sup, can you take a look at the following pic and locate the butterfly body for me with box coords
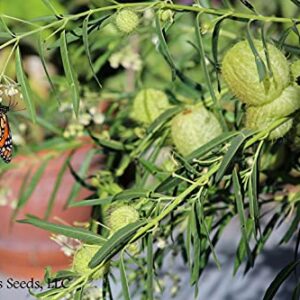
[0,105,12,163]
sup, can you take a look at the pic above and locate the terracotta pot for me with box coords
[0,140,102,279]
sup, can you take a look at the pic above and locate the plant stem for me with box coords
[0,2,298,51]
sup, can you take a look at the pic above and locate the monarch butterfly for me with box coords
[0,104,12,163]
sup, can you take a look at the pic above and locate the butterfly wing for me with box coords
[0,112,12,163]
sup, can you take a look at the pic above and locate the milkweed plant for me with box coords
[1,0,300,299]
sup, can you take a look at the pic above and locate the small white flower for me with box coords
[89,107,96,115]
[79,113,92,126]
[93,113,105,125]
[18,123,27,132]
[12,133,25,146]
[82,286,103,300]
[10,200,17,209]
[0,196,8,206]
[157,238,167,249]
[51,234,81,257]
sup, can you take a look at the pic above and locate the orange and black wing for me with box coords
[0,112,12,163]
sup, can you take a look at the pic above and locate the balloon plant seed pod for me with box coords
[72,244,109,279]
[171,105,223,156]
[131,88,172,124]
[245,86,300,139]
[291,60,300,85]
[222,40,290,106]
[107,204,139,232]
[115,9,139,34]
[222,40,300,140]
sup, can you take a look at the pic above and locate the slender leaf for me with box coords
[44,157,69,219]
[146,234,154,300]
[120,254,131,300]
[232,168,252,266]
[263,260,300,300]
[18,217,105,245]
[212,15,229,92]
[15,47,36,122]
[246,21,267,82]
[60,30,80,116]
[13,157,50,219]
[291,0,300,7]
[239,0,257,13]
[82,15,102,88]
[65,148,96,207]
[215,130,251,182]
[37,36,58,103]
[89,220,146,268]
[157,132,237,192]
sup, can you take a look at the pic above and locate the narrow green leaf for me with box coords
[280,204,300,244]
[60,30,80,116]
[261,25,273,77]
[291,0,300,7]
[74,287,84,300]
[239,0,258,13]
[37,36,58,103]
[232,168,252,266]
[44,157,69,220]
[83,15,102,88]
[119,254,131,300]
[88,131,132,151]
[0,16,15,37]
[41,0,60,15]
[65,148,96,207]
[156,132,237,192]
[215,130,251,182]
[155,14,203,92]
[13,157,50,219]
[247,155,259,233]
[195,14,227,130]
[89,220,146,268]
[147,234,154,300]
[292,281,300,300]
[147,106,182,135]
[263,260,300,300]
[212,15,229,92]
[15,47,36,122]
[234,219,254,274]
[246,21,267,82]
[18,217,105,245]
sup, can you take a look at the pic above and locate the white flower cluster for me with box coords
[63,106,105,139]
[50,234,81,257]
[109,45,142,71]
[0,83,21,103]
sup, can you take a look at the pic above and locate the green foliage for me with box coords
[1,1,300,299]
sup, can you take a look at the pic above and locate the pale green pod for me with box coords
[72,244,109,279]
[245,86,300,139]
[222,40,290,106]
[291,60,300,85]
[171,105,223,156]
[108,205,139,232]
[115,9,139,34]
[131,88,172,124]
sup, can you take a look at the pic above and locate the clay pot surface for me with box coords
[0,141,102,279]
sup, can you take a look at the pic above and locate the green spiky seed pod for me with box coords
[245,86,300,139]
[115,9,139,34]
[107,205,139,232]
[159,9,174,23]
[222,40,290,106]
[72,244,109,279]
[131,88,172,124]
[171,105,223,156]
[291,60,300,85]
